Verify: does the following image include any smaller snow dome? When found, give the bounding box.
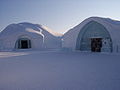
[0,22,62,51]
[0,23,44,51]
[62,17,120,53]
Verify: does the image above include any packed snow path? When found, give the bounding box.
[0,51,120,90]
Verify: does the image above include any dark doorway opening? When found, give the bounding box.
[91,38,102,52]
[21,40,28,49]
[17,39,31,49]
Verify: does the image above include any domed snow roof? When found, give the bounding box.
[0,23,44,39]
[18,22,62,37]
[0,22,62,38]
[64,17,120,39]
[86,17,120,25]
[64,17,120,36]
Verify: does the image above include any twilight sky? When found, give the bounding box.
[0,0,120,33]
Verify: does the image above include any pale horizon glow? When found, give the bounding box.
[0,0,120,34]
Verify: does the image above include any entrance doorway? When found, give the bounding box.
[21,40,29,49]
[17,39,31,49]
[91,38,102,52]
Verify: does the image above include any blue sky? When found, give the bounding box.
[0,0,120,33]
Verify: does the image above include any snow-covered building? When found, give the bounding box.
[62,17,120,52]
[0,22,62,51]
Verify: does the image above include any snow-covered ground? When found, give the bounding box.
[0,51,120,90]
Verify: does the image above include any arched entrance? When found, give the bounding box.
[76,21,112,52]
[16,38,31,49]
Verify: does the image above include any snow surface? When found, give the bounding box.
[0,51,120,90]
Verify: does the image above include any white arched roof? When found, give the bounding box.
[0,23,44,39]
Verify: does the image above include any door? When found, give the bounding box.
[91,38,102,52]
[21,40,28,49]
[17,38,31,49]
